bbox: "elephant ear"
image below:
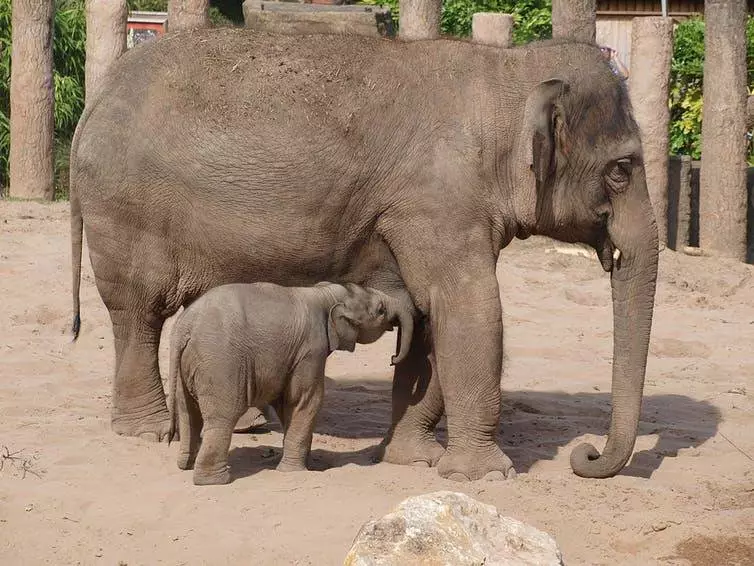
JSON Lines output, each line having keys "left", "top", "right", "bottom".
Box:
{"left": 512, "top": 78, "right": 570, "bottom": 229}
{"left": 327, "top": 303, "right": 358, "bottom": 353}
{"left": 529, "top": 78, "right": 569, "bottom": 188}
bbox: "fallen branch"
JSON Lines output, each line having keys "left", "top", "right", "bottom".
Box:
{"left": 0, "top": 445, "right": 42, "bottom": 479}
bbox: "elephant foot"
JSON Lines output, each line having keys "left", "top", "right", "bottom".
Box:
{"left": 193, "top": 466, "right": 231, "bottom": 485}
{"left": 276, "top": 460, "right": 308, "bottom": 472}
{"left": 177, "top": 451, "right": 196, "bottom": 470}
{"left": 379, "top": 431, "right": 445, "bottom": 467}
{"left": 437, "top": 443, "right": 516, "bottom": 482}
{"left": 112, "top": 408, "right": 172, "bottom": 443}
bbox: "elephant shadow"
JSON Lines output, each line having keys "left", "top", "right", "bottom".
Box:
{"left": 228, "top": 378, "right": 722, "bottom": 480}
{"left": 496, "top": 390, "right": 722, "bottom": 478}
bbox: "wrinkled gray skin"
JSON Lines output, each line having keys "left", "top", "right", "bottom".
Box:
{"left": 70, "top": 29, "right": 658, "bottom": 481}
{"left": 169, "top": 281, "right": 411, "bottom": 485}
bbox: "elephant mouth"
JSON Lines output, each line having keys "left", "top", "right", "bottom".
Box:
{"left": 595, "top": 235, "right": 621, "bottom": 273}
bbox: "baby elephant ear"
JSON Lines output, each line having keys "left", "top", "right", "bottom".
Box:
{"left": 328, "top": 303, "right": 358, "bottom": 353}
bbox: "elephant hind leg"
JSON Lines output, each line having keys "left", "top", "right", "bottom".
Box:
{"left": 176, "top": 380, "right": 203, "bottom": 470}
{"left": 379, "top": 319, "right": 446, "bottom": 467}
{"left": 108, "top": 308, "right": 173, "bottom": 442}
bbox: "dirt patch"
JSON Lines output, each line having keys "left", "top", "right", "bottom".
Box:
{"left": 673, "top": 535, "right": 754, "bottom": 566}
{"left": 1, "top": 203, "right": 753, "bottom": 565}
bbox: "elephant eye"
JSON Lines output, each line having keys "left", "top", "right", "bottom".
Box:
{"left": 605, "top": 158, "right": 632, "bottom": 193}
{"left": 376, "top": 302, "right": 386, "bottom": 316}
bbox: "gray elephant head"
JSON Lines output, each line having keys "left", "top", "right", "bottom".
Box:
{"left": 511, "top": 51, "right": 659, "bottom": 478}
{"left": 326, "top": 283, "right": 414, "bottom": 366}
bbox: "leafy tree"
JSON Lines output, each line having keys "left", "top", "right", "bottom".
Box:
{"left": 670, "top": 15, "right": 754, "bottom": 164}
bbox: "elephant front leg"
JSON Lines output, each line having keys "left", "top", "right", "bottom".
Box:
{"left": 276, "top": 361, "right": 325, "bottom": 472}
{"left": 379, "top": 318, "right": 446, "bottom": 467}
{"left": 431, "top": 275, "right": 515, "bottom": 482}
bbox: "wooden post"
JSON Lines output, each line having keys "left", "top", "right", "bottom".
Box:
{"left": 629, "top": 17, "right": 674, "bottom": 248}
{"left": 471, "top": 13, "right": 514, "bottom": 48}
{"left": 552, "top": 0, "right": 596, "bottom": 43}
{"left": 399, "top": 0, "right": 441, "bottom": 41}
{"left": 85, "top": 0, "right": 128, "bottom": 104}
{"left": 9, "top": 0, "right": 55, "bottom": 200}
{"left": 168, "top": 0, "right": 210, "bottom": 32}
{"left": 699, "top": 0, "right": 748, "bottom": 260}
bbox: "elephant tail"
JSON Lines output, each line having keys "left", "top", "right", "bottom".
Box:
{"left": 70, "top": 178, "right": 83, "bottom": 341}
{"left": 168, "top": 321, "right": 190, "bottom": 446}
{"left": 69, "top": 84, "right": 103, "bottom": 342}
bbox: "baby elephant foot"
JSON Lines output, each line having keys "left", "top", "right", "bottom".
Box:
{"left": 437, "top": 443, "right": 516, "bottom": 482}
{"left": 177, "top": 451, "right": 196, "bottom": 471}
{"left": 193, "top": 465, "right": 231, "bottom": 485}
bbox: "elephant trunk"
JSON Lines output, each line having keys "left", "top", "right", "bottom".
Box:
{"left": 389, "top": 299, "right": 415, "bottom": 366}
{"left": 570, "top": 171, "right": 659, "bottom": 478}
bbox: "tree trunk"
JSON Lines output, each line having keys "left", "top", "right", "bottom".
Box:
{"left": 85, "top": 0, "right": 128, "bottom": 105}
{"left": 699, "top": 0, "right": 748, "bottom": 261}
{"left": 471, "top": 13, "right": 514, "bottom": 48}
{"left": 551, "top": 0, "right": 596, "bottom": 43}
{"left": 168, "top": 0, "right": 210, "bottom": 32}
{"left": 9, "top": 0, "right": 54, "bottom": 200}
{"left": 399, "top": 0, "right": 441, "bottom": 41}
{"left": 629, "top": 17, "right": 674, "bottom": 249}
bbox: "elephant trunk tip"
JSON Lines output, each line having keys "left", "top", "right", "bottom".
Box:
{"left": 390, "top": 310, "right": 415, "bottom": 366}
{"left": 569, "top": 442, "right": 629, "bottom": 479}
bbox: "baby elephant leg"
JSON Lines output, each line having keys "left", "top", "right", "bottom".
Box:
{"left": 193, "top": 419, "right": 236, "bottom": 485}
{"left": 176, "top": 383, "right": 203, "bottom": 471}
{"left": 277, "top": 360, "right": 325, "bottom": 472}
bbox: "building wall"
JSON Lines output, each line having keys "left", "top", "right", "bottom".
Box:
{"left": 596, "top": 17, "right": 634, "bottom": 69}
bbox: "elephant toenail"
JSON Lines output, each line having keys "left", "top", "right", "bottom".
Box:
{"left": 483, "top": 470, "right": 507, "bottom": 481}
{"left": 447, "top": 472, "right": 471, "bottom": 482}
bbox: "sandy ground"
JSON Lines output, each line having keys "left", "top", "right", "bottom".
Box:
{"left": 1, "top": 200, "right": 753, "bottom": 566}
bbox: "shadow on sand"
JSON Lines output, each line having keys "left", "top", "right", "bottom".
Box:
{"left": 227, "top": 377, "right": 721, "bottom": 481}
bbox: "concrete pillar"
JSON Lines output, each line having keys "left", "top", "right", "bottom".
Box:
{"left": 168, "top": 0, "right": 210, "bottom": 32}
{"left": 9, "top": 0, "right": 54, "bottom": 200}
{"left": 399, "top": 0, "right": 441, "bottom": 41}
{"left": 471, "top": 13, "right": 514, "bottom": 48}
{"left": 85, "top": 0, "right": 128, "bottom": 104}
{"left": 699, "top": 0, "right": 748, "bottom": 260}
{"left": 628, "top": 17, "right": 674, "bottom": 248}
{"left": 552, "top": 0, "right": 596, "bottom": 43}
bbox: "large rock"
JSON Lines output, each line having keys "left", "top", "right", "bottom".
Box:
{"left": 344, "top": 491, "right": 564, "bottom": 566}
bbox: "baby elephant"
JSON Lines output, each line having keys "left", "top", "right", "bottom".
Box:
{"left": 168, "top": 281, "right": 414, "bottom": 485}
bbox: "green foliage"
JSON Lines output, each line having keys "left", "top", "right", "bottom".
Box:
{"left": 441, "top": 0, "right": 551, "bottom": 43}
{"left": 127, "top": 0, "right": 167, "bottom": 11}
{"left": 359, "top": 0, "right": 551, "bottom": 43}
{"left": 670, "top": 16, "right": 754, "bottom": 164}
{"left": 669, "top": 18, "right": 704, "bottom": 161}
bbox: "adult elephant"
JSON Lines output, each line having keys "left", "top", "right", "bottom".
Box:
{"left": 70, "top": 29, "right": 658, "bottom": 481}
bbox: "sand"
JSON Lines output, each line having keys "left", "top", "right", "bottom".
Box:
{"left": 1, "top": 200, "right": 753, "bottom": 565}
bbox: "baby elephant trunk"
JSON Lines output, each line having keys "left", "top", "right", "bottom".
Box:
{"left": 389, "top": 300, "right": 415, "bottom": 366}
